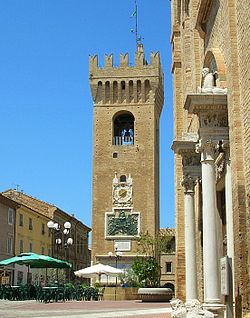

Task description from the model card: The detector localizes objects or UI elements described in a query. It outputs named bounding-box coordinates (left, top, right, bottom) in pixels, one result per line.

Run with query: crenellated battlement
left=89, top=46, right=161, bottom=72
left=89, top=45, right=163, bottom=113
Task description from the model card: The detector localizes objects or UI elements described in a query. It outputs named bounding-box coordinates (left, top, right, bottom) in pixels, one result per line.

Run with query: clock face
left=113, top=184, right=132, bottom=206
left=119, top=189, right=127, bottom=198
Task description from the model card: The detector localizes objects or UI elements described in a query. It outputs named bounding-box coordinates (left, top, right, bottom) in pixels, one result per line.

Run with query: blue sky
left=0, top=1, right=174, bottom=233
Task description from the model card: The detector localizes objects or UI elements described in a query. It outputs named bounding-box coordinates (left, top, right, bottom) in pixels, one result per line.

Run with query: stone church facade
left=89, top=45, right=164, bottom=269
left=171, top=1, right=250, bottom=317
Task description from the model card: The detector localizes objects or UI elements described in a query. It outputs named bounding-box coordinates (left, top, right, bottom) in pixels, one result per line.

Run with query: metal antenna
left=131, top=0, right=142, bottom=50
left=135, top=0, right=138, bottom=48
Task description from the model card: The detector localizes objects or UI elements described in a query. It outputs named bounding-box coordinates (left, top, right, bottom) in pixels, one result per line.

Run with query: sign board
left=220, top=256, right=229, bottom=295
left=114, top=240, right=131, bottom=251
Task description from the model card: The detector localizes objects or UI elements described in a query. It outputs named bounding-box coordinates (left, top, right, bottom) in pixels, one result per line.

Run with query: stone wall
left=103, top=287, right=139, bottom=301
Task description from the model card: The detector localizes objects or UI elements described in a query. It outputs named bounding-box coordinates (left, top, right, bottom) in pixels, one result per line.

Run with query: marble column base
left=203, top=303, right=226, bottom=318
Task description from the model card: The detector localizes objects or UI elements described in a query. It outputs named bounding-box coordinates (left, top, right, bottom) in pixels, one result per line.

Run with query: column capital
left=181, top=175, right=196, bottom=194
left=171, top=138, right=201, bottom=178
left=196, top=139, right=216, bottom=161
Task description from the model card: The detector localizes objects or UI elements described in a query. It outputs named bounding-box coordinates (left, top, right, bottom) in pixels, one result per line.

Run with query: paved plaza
left=0, top=300, right=172, bottom=318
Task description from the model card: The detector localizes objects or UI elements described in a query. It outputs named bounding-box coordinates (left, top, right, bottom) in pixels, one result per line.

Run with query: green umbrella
left=0, top=252, right=72, bottom=268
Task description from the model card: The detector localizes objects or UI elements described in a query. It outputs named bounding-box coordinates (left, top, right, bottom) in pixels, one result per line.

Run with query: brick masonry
left=89, top=46, right=164, bottom=264
left=171, top=1, right=250, bottom=317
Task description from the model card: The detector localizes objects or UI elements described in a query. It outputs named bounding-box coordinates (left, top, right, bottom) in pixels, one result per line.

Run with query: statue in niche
left=198, top=68, right=227, bottom=94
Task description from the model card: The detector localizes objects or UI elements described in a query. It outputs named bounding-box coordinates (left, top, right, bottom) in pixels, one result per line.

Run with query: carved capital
left=196, top=139, right=216, bottom=161
left=181, top=175, right=196, bottom=194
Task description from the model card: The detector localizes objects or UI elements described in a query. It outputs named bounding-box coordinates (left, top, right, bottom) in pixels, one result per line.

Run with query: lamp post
left=108, top=243, right=122, bottom=300
left=47, top=220, right=73, bottom=282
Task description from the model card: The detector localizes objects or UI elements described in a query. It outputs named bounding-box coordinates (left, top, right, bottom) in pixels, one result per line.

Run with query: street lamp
left=108, top=243, right=123, bottom=270
left=108, top=243, right=122, bottom=300
left=47, top=221, right=73, bottom=253
left=47, top=220, right=73, bottom=282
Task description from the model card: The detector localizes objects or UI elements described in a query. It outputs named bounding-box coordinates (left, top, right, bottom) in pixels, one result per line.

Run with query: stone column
left=196, top=139, right=221, bottom=304
left=181, top=175, right=198, bottom=300
left=225, top=156, right=234, bottom=266
left=225, top=155, right=234, bottom=318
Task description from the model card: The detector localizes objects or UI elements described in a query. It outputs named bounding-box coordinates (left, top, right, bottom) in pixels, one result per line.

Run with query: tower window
left=120, top=175, right=126, bottom=182
left=145, top=80, right=151, bottom=101
left=121, top=81, right=126, bottom=103
left=129, top=80, right=133, bottom=102
left=113, top=81, right=118, bottom=103
left=97, top=81, right=102, bottom=103
left=113, top=111, right=134, bottom=146
left=105, top=81, right=110, bottom=103
left=137, top=80, right=142, bottom=101
left=113, top=153, right=118, bottom=158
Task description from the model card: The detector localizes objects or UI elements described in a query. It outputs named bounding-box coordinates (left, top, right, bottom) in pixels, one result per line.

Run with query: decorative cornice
left=171, top=139, right=198, bottom=154
left=184, top=94, right=228, bottom=114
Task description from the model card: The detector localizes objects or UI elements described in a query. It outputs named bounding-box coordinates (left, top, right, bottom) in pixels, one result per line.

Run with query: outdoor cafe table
left=41, top=286, right=62, bottom=303
left=10, top=286, right=22, bottom=300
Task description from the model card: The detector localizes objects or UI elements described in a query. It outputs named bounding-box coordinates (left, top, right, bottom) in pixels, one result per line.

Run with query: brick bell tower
left=89, top=45, right=164, bottom=269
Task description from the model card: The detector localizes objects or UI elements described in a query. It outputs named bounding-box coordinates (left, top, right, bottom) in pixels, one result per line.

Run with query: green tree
left=132, top=256, right=161, bottom=287
left=118, top=268, right=140, bottom=287
left=131, top=231, right=174, bottom=287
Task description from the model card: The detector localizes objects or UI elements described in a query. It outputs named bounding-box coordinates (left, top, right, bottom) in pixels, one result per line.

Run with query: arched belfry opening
left=113, top=112, right=134, bottom=146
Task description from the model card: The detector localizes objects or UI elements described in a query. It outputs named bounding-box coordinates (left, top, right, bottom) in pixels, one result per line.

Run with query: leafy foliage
left=118, top=268, right=140, bottom=287
left=137, top=231, right=175, bottom=258
left=132, top=256, right=161, bottom=287
left=131, top=231, right=175, bottom=287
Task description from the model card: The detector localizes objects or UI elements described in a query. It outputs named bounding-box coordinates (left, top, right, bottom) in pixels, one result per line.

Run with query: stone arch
left=164, top=282, right=175, bottom=292
left=203, top=49, right=227, bottom=88
left=112, top=111, right=135, bottom=146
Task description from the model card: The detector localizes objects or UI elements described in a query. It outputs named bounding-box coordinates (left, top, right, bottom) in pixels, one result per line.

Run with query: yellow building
left=2, top=189, right=91, bottom=284
left=16, top=206, right=51, bottom=285
left=15, top=205, right=51, bottom=257
left=2, top=190, right=51, bottom=284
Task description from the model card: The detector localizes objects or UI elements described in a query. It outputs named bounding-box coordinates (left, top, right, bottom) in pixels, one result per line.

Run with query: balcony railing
left=113, top=136, right=134, bottom=146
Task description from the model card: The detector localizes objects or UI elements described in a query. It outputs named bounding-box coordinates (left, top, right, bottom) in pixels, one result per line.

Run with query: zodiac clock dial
left=113, top=185, right=132, bottom=205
